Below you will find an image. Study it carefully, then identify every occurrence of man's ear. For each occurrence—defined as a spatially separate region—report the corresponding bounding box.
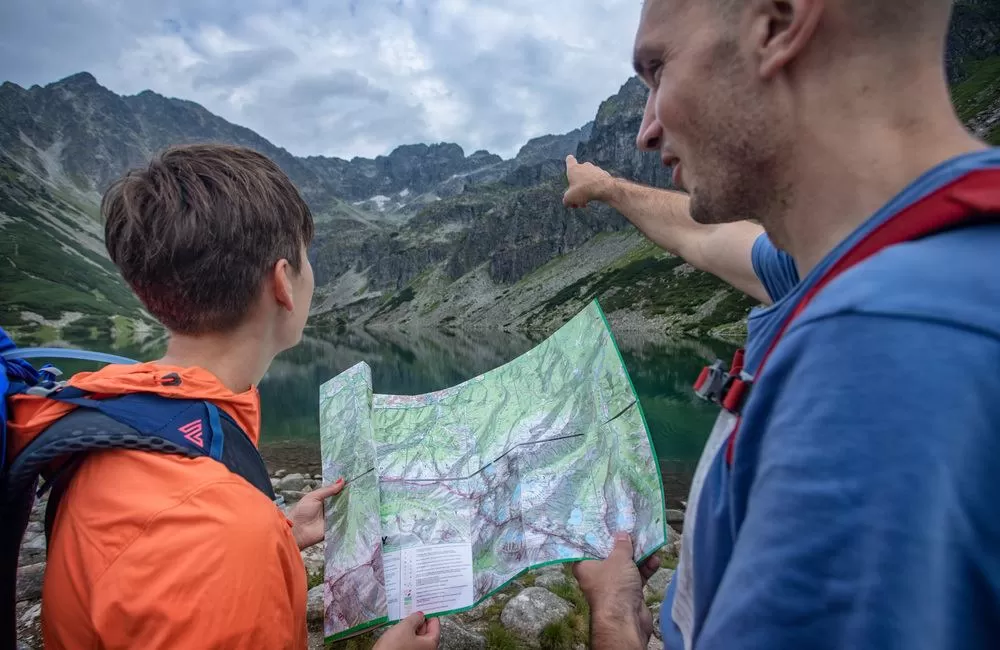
[272,259,295,312]
[748,0,825,79]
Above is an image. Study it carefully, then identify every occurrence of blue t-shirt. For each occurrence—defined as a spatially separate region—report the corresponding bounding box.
[660,147,1000,650]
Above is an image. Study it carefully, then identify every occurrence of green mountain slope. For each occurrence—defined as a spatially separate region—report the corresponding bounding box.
[0,154,151,344]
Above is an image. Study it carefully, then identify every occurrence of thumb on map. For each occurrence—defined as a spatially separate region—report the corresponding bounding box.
[610,531,634,560]
[401,611,426,631]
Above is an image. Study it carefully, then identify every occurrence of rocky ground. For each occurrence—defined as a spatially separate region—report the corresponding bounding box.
[14,470,685,650]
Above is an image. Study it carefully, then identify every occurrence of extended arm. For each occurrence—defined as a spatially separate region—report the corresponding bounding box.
[564,156,772,304]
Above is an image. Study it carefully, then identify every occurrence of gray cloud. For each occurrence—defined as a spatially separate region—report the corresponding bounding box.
[191,46,298,89]
[0,0,641,159]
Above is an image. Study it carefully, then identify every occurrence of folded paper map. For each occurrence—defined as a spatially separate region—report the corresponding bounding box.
[319,300,667,642]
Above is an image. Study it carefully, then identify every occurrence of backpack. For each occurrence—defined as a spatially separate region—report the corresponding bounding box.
[0,328,276,648]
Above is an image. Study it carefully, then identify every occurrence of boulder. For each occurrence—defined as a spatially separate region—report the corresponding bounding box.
[16,601,42,649]
[16,563,44,603]
[650,603,662,639]
[455,593,509,624]
[438,617,486,650]
[279,473,307,492]
[500,587,573,644]
[534,566,568,590]
[647,636,664,650]
[307,584,323,626]
[275,469,288,479]
[665,509,686,525]
[301,542,325,577]
[644,568,675,602]
[281,490,308,503]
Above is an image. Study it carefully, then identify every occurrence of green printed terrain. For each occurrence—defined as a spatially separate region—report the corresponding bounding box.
[319,300,667,641]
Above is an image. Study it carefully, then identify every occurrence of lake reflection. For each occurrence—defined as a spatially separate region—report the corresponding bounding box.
[17,324,737,505]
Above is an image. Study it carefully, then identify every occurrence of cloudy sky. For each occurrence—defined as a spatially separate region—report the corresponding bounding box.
[0,0,643,160]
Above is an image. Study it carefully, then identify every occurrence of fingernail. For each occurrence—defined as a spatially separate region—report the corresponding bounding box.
[615,532,630,542]
[336,478,344,484]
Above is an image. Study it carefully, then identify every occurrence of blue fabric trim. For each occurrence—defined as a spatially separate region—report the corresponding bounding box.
[206,402,225,461]
[2,347,138,366]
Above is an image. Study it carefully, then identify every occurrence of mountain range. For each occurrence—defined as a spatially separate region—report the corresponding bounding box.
[1,3,998,348]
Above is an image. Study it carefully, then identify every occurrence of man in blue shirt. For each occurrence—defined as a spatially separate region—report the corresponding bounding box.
[570,1,1000,649]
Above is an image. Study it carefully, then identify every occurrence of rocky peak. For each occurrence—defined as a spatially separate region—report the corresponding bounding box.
[513,121,595,168]
[50,71,101,90]
[576,76,671,190]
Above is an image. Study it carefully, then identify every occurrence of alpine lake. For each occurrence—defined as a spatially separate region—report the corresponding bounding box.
[26,322,739,507]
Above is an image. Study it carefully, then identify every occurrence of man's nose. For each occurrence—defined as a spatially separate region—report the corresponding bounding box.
[636,92,661,152]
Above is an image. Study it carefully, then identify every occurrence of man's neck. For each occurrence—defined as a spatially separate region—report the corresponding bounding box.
[766,69,988,277]
[159,325,277,394]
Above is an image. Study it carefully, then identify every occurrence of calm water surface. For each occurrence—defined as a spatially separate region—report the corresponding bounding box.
[27,325,737,505]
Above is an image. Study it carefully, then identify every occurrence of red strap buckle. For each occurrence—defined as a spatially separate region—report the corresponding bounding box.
[722,378,749,413]
[692,349,752,415]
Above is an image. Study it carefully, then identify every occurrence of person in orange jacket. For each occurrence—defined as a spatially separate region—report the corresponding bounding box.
[8,143,439,649]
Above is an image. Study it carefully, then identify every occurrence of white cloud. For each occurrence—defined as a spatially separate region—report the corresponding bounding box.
[0,0,642,159]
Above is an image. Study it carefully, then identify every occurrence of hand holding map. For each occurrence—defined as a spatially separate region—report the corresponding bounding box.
[319,300,668,642]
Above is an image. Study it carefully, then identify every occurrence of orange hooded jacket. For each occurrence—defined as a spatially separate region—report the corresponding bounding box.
[9,362,308,649]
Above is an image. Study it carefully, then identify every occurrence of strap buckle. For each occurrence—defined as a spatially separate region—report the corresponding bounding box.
[692,349,753,415]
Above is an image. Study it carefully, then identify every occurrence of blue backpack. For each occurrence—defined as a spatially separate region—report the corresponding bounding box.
[0,326,275,647]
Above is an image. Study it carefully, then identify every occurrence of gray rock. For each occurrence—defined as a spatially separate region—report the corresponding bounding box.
[21,534,45,552]
[16,563,44,603]
[274,469,288,479]
[644,568,675,602]
[307,585,324,626]
[313,474,323,481]
[438,617,486,650]
[455,593,508,623]
[500,587,573,643]
[281,490,308,504]
[666,509,686,525]
[534,566,568,590]
[650,603,662,639]
[25,521,43,535]
[271,478,281,490]
[666,536,682,559]
[647,636,664,650]
[279,473,307,492]
[18,547,46,567]
[16,601,42,645]
[301,542,325,577]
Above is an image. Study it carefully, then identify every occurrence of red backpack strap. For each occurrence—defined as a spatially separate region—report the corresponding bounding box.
[718,167,1000,465]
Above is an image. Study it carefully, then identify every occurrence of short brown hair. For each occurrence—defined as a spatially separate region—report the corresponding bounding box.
[103,143,314,335]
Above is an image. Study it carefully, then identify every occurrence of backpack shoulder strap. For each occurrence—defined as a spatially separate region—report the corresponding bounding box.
[31,388,277,501]
[34,404,277,540]
[694,167,1000,465]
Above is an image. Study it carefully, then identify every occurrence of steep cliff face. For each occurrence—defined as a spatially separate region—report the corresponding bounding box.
[946,0,1000,84]
[576,77,672,189]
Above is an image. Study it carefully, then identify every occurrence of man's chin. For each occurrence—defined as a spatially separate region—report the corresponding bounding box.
[689,193,746,226]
